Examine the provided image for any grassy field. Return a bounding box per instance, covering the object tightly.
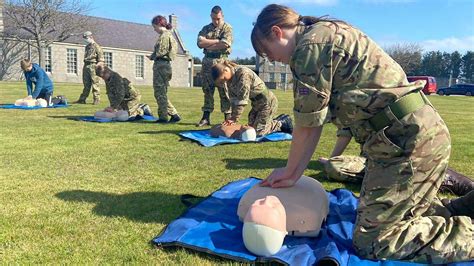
[1,81,473,264]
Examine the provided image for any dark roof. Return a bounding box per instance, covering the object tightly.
[3,13,187,55]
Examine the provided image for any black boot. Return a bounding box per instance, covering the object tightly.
[73,99,86,104]
[196,111,210,127]
[442,191,474,219]
[169,114,181,123]
[277,114,293,134]
[439,168,474,196]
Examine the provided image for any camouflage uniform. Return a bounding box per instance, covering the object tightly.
[197,22,232,114]
[79,42,104,102]
[227,66,282,136]
[104,71,143,117]
[290,22,473,263]
[150,30,178,120]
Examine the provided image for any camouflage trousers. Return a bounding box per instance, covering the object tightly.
[79,63,100,101]
[248,93,282,136]
[153,61,178,120]
[201,57,230,114]
[324,155,365,183]
[118,93,143,118]
[353,104,473,263]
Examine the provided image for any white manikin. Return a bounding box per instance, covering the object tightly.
[94,110,129,121]
[15,96,47,107]
[238,176,329,256]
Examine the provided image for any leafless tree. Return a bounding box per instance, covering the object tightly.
[0,38,28,79]
[3,0,93,67]
[384,43,423,76]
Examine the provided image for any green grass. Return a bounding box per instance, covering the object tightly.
[0,81,473,263]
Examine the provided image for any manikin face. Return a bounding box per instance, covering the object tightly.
[260,26,296,64]
[211,11,224,27]
[244,195,286,232]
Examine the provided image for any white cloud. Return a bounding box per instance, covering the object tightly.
[421,36,474,53]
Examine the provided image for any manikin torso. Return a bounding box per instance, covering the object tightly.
[210,123,256,141]
[238,175,329,237]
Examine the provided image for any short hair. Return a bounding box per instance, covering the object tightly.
[95,62,110,77]
[211,6,222,15]
[20,59,32,71]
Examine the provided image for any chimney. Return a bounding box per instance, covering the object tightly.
[169,14,177,30]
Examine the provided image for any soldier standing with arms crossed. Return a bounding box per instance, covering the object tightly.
[196,6,233,127]
[74,31,104,105]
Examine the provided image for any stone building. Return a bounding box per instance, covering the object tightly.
[255,56,293,90]
[0,1,193,87]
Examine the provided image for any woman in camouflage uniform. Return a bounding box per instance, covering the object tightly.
[211,60,292,136]
[148,15,181,123]
[252,4,473,264]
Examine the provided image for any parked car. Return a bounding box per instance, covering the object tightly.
[407,76,437,95]
[437,84,474,96]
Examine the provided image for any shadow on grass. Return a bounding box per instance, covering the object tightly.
[139,130,183,135]
[55,190,187,223]
[223,157,323,171]
[48,115,158,123]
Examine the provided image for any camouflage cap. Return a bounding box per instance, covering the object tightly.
[83,31,93,38]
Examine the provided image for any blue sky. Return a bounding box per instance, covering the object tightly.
[89,0,474,59]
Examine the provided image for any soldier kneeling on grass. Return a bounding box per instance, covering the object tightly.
[95,63,153,120]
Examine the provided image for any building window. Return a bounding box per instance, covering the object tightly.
[104,52,113,69]
[135,55,144,78]
[66,48,77,74]
[269,73,275,82]
[44,46,52,73]
[280,73,286,83]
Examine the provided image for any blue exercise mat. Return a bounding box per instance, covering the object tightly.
[179,130,292,147]
[152,177,473,266]
[0,103,68,109]
[78,115,157,123]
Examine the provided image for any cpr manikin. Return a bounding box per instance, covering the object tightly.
[238,176,329,256]
[15,96,48,107]
[94,109,129,121]
[210,123,257,141]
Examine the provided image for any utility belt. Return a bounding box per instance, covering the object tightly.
[368,91,431,132]
[155,57,170,62]
[84,61,97,65]
[204,52,228,59]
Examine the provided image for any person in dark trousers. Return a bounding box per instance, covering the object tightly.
[20,59,54,105]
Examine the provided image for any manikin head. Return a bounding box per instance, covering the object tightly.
[243,196,287,256]
[210,6,224,27]
[210,123,257,141]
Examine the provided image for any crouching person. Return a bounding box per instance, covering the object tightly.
[20,59,54,105]
[211,60,293,136]
[95,63,152,120]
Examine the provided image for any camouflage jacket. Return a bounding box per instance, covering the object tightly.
[84,42,104,64]
[290,22,425,143]
[197,22,233,56]
[105,71,140,109]
[150,30,177,61]
[227,66,275,120]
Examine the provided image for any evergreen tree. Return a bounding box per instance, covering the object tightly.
[461,51,474,82]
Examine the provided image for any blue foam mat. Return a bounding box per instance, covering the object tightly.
[152,177,473,266]
[179,129,292,147]
[0,103,69,109]
[78,115,157,123]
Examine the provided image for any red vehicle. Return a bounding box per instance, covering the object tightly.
[407,76,437,95]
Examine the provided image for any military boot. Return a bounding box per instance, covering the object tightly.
[439,168,474,196]
[169,114,182,123]
[442,190,474,219]
[93,99,100,105]
[277,114,293,134]
[155,118,168,123]
[196,111,211,127]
